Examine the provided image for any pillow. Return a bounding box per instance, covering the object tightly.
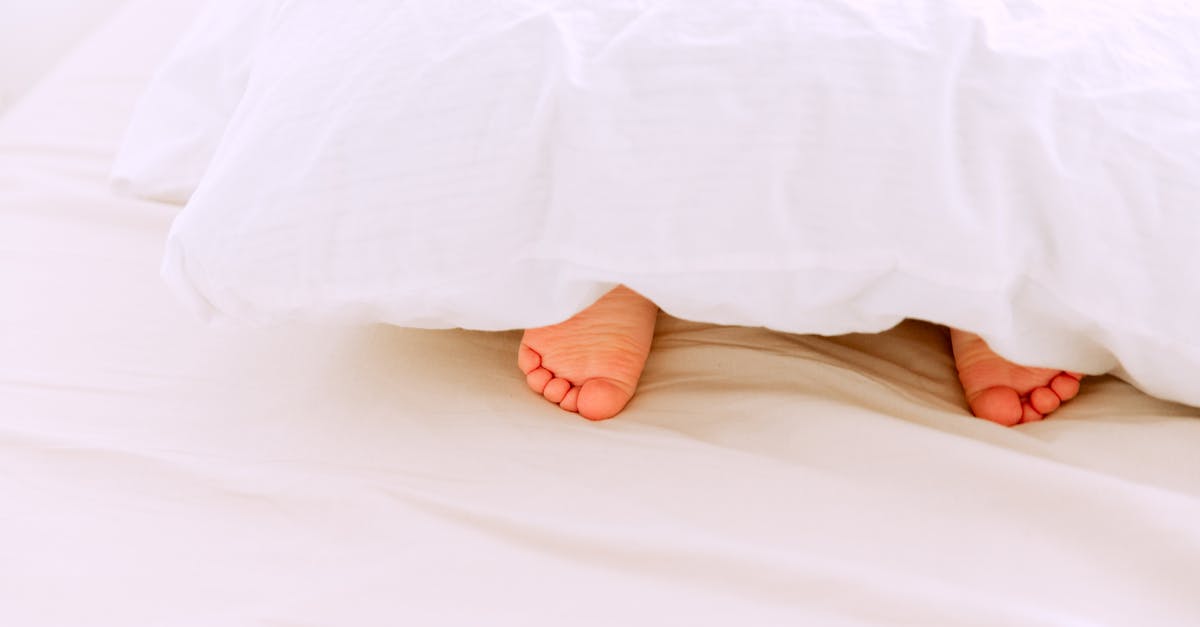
[110,0,277,204]
[160,0,1200,408]
[0,0,129,111]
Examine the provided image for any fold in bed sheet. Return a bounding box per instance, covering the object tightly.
[2,1,1199,625]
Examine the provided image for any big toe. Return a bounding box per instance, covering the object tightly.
[576,378,634,422]
[968,387,1025,427]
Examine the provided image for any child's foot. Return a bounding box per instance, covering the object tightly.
[950,328,1084,426]
[518,285,658,421]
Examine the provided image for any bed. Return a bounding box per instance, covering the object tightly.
[3,1,1199,625]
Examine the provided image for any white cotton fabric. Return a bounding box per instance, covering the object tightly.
[6,3,1200,625]
[153,0,1200,407]
[109,0,276,204]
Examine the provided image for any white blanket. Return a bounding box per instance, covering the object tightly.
[123,0,1200,409]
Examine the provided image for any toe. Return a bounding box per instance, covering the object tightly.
[1050,373,1081,402]
[968,387,1024,426]
[525,367,553,394]
[576,378,634,421]
[559,386,581,413]
[1030,387,1061,415]
[1020,400,1044,423]
[543,378,571,404]
[517,343,542,375]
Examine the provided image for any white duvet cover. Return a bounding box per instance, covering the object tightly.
[125,0,1200,410]
[4,2,1200,626]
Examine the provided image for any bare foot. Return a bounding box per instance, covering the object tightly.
[950,328,1083,426]
[518,285,658,421]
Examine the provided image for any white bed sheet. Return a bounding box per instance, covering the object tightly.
[2,1,1199,625]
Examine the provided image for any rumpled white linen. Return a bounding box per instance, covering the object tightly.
[5,3,1200,625]
[128,1,1200,407]
[110,0,277,203]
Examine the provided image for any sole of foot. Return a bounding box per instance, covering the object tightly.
[518,285,658,421]
[950,328,1083,426]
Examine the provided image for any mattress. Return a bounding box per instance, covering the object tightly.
[2,1,1199,625]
